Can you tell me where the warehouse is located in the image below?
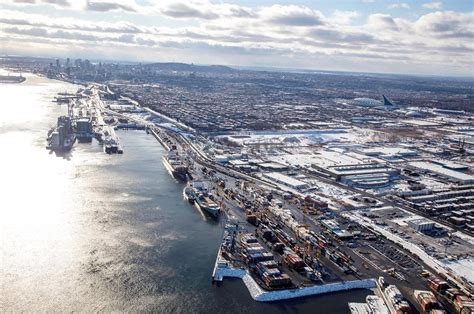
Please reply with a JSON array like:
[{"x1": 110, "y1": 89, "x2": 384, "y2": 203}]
[
  {"x1": 408, "y1": 161, "x2": 474, "y2": 184},
  {"x1": 321, "y1": 219, "x2": 353, "y2": 239},
  {"x1": 408, "y1": 218, "x2": 435, "y2": 232},
  {"x1": 313, "y1": 162, "x2": 399, "y2": 183},
  {"x1": 263, "y1": 172, "x2": 309, "y2": 191}
]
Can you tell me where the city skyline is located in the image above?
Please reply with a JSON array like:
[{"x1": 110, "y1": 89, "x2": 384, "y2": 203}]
[{"x1": 1, "y1": 0, "x2": 473, "y2": 76}]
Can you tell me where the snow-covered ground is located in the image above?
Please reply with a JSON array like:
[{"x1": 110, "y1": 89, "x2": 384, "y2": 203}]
[
  {"x1": 454, "y1": 232, "x2": 474, "y2": 246},
  {"x1": 442, "y1": 258, "x2": 474, "y2": 287},
  {"x1": 307, "y1": 179, "x2": 354, "y2": 199},
  {"x1": 220, "y1": 127, "x2": 377, "y2": 146}
]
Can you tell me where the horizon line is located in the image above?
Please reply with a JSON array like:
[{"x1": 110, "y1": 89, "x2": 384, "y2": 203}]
[{"x1": 2, "y1": 54, "x2": 474, "y2": 80}]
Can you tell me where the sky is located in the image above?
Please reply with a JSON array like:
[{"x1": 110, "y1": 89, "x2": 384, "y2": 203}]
[{"x1": 0, "y1": 0, "x2": 473, "y2": 76}]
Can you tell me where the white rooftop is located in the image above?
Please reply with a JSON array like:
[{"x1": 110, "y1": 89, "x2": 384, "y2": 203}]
[
  {"x1": 409, "y1": 161, "x2": 474, "y2": 183},
  {"x1": 263, "y1": 172, "x2": 308, "y2": 189}
]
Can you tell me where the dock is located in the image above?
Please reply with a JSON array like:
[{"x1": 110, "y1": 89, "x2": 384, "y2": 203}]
[
  {"x1": 212, "y1": 258, "x2": 375, "y2": 302},
  {"x1": 149, "y1": 127, "x2": 171, "y2": 151},
  {"x1": 210, "y1": 222, "x2": 376, "y2": 302},
  {"x1": 66, "y1": 86, "x2": 124, "y2": 154}
]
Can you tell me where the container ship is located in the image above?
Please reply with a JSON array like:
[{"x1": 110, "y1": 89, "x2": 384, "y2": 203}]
[
  {"x1": 46, "y1": 116, "x2": 76, "y2": 151},
  {"x1": 185, "y1": 181, "x2": 220, "y2": 218},
  {"x1": 163, "y1": 150, "x2": 188, "y2": 181}
]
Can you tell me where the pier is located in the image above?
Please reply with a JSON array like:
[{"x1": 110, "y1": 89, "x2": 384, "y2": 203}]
[
  {"x1": 149, "y1": 127, "x2": 170, "y2": 151},
  {"x1": 66, "y1": 86, "x2": 123, "y2": 154},
  {"x1": 212, "y1": 259, "x2": 376, "y2": 302}
]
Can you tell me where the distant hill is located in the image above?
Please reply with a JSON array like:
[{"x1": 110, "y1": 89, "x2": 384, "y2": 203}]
[{"x1": 145, "y1": 62, "x2": 234, "y2": 73}]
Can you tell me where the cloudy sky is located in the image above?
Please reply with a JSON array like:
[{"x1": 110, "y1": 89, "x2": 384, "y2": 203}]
[{"x1": 0, "y1": 0, "x2": 473, "y2": 76}]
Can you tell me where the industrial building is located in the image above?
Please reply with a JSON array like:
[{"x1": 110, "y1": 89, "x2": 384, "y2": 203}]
[
  {"x1": 321, "y1": 219, "x2": 353, "y2": 239},
  {"x1": 357, "y1": 147, "x2": 417, "y2": 160},
  {"x1": 408, "y1": 218, "x2": 435, "y2": 232},
  {"x1": 408, "y1": 161, "x2": 474, "y2": 184},
  {"x1": 312, "y1": 162, "x2": 399, "y2": 189},
  {"x1": 263, "y1": 172, "x2": 309, "y2": 191},
  {"x1": 257, "y1": 162, "x2": 289, "y2": 172}
]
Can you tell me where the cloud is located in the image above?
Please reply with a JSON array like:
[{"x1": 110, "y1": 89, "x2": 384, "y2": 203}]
[
  {"x1": 330, "y1": 10, "x2": 360, "y2": 25},
  {"x1": 423, "y1": 2, "x2": 443, "y2": 10},
  {"x1": 367, "y1": 13, "x2": 399, "y2": 31},
  {"x1": 86, "y1": 0, "x2": 136, "y2": 12},
  {"x1": 307, "y1": 28, "x2": 375, "y2": 44},
  {"x1": 152, "y1": 1, "x2": 254, "y2": 20},
  {"x1": 0, "y1": 10, "x2": 143, "y2": 33},
  {"x1": 42, "y1": 0, "x2": 70, "y2": 7},
  {"x1": 0, "y1": 2, "x2": 473, "y2": 75},
  {"x1": 5, "y1": 26, "x2": 98, "y2": 42},
  {"x1": 415, "y1": 11, "x2": 474, "y2": 38},
  {"x1": 2, "y1": 25, "x2": 146, "y2": 45},
  {"x1": 388, "y1": 3, "x2": 410, "y2": 9},
  {"x1": 259, "y1": 5, "x2": 325, "y2": 26},
  {"x1": 10, "y1": 0, "x2": 36, "y2": 3},
  {"x1": 6, "y1": 0, "x2": 71, "y2": 6},
  {"x1": 159, "y1": 2, "x2": 218, "y2": 19}
]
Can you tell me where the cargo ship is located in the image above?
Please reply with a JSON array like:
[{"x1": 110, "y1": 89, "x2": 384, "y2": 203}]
[
  {"x1": 101, "y1": 126, "x2": 122, "y2": 154},
  {"x1": 186, "y1": 181, "x2": 220, "y2": 218},
  {"x1": 75, "y1": 118, "x2": 93, "y2": 143},
  {"x1": 46, "y1": 116, "x2": 76, "y2": 151},
  {"x1": 0, "y1": 74, "x2": 25, "y2": 84},
  {"x1": 183, "y1": 186, "x2": 195, "y2": 204},
  {"x1": 103, "y1": 136, "x2": 122, "y2": 154},
  {"x1": 163, "y1": 150, "x2": 188, "y2": 181}
]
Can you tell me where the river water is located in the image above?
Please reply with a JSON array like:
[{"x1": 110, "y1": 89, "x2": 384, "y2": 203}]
[{"x1": 0, "y1": 73, "x2": 369, "y2": 313}]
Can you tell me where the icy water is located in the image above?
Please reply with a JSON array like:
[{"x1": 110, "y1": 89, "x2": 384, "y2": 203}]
[{"x1": 0, "y1": 73, "x2": 370, "y2": 313}]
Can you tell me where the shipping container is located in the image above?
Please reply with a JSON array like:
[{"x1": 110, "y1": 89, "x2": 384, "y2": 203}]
[
  {"x1": 262, "y1": 272, "x2": 291, "y2": 288},
  {"x1": 428, "y1": 277, "x2": 449, "y2": 293},
  {"x1": 284, "y1": 253, "x2": 305, "y2": 270},
  {"x1": 414, "y1": 290, "x2": 442, "y2": 312}
]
